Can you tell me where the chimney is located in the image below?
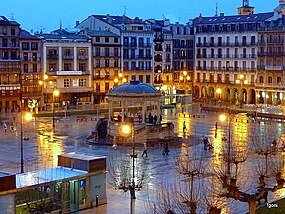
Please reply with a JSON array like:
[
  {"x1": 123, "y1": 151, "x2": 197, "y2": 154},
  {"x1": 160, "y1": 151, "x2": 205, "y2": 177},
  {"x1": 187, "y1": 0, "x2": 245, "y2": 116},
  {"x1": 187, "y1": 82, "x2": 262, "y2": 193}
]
[
  {"x1": 76, "y1": 21, "x2": 80, "y2": 26},
  {"x1": 220, "y1": 13, "x2": 224, "y2": 17},
  {"x1": 107, "y1": 14, "x2": 112, "y2": 24}
]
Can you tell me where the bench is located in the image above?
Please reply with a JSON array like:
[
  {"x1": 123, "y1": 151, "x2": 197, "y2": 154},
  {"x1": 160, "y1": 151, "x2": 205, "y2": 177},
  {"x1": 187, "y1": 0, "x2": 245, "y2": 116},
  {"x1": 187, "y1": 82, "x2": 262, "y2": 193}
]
[{"x1": 76, "y1": 116, "x2": 88, "y2": 122}]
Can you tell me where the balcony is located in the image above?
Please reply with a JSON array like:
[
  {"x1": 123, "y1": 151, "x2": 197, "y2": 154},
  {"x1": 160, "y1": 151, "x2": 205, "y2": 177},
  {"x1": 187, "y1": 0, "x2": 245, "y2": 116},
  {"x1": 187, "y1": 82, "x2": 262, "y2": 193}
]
[
  {"x1": 63, "y1": 55, "x2": 74, "y2": 60},
  {"x1": 78, "y1": 55, "x2": 88, "y2": 60},
  {"x1": 0, "y1": 57, "x2": 20, "y2": 61},
  {"x1": 255, "y1": 83, "x2": 285, "y2": 88},
  {"x1": 48, "y1": 54, "x2": 58, "y2": 60}
]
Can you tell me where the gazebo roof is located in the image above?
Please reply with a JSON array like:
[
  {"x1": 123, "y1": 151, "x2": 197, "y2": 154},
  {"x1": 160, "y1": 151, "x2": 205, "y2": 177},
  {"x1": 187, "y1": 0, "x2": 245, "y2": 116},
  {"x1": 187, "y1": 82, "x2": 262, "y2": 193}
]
[
  {"x1": 110, "y1": 80, "x2": 158, "y2": 93},
  {"x1": 107, "y1": 80, "x2": 162, "y2": 101}
]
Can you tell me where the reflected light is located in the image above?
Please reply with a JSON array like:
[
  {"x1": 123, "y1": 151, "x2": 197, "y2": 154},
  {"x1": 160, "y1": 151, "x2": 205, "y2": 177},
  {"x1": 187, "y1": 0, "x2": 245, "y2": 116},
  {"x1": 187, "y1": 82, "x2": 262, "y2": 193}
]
[
  {"x1": 53, "y1": 89, "x2": 59, "y2": 97},
  {"x1": 24, "y1": 112, "x2": 33, "y2": 121}
]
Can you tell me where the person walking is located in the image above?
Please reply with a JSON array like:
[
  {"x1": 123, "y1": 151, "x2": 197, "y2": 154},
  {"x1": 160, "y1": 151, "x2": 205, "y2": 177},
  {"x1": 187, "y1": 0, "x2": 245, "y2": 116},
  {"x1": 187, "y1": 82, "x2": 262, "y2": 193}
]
[
  {"x1": 142, "y1": 142, "x2": 148, "y2": 157},
  {"x1": 203, "y1": 137, "x2": 208, "y2": 150},
  {"x1": 4, "y1": 122, "x2": 7, "y2": 132},
  {"x1": 163, "y1": 143, "x2": 169, "y2": 156}
]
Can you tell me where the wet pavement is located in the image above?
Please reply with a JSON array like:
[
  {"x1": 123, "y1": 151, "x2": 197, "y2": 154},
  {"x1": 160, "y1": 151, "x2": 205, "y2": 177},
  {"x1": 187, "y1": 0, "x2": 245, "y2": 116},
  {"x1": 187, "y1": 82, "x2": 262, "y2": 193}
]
[{"x1": 0, "y1": 104, "x2": 285, "y2": 213}]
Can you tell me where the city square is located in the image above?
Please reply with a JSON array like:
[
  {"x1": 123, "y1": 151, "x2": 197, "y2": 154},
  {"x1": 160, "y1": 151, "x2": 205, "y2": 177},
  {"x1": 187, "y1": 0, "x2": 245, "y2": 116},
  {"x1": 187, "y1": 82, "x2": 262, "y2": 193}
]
[{"x1": 0, "y1": 0, "x2": 285, "y2": 213}]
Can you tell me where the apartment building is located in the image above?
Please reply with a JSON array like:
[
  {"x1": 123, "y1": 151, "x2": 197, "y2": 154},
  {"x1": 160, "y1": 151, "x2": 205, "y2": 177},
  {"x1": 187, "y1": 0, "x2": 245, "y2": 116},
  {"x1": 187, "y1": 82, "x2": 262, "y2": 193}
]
[
  {"x1": 256, "y1": 0, "x2": 285, "y2": 105},
  {"x1": 38, "y1": 29, "x2": 93, "y2": 108},
  {"x1": 171, "y1": 22, "x2": 195, "y2": 95},
  {"x1": 84, "y1": 30, "x2": 121, "y2": 103},
  {"x1": 147, "y1": 19, "x2": 173, "y2": 91},
  {"x1": 0, "y1": 16, "x2": 21, "y2": 112},
  {"x1": 77, "y1": 15, "x2": 154, "y2": 85},
  {"x1": 193, "y1": 1, "x2": 274, "y2": 105},
  {"x1": 19, "y1": 29, "x2": 42, "y2": 109}
]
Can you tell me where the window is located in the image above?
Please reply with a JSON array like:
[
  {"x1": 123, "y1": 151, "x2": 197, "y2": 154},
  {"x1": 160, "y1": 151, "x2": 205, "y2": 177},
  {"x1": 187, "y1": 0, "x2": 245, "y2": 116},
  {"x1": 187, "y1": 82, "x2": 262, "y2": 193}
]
[
  {"x1": 105, "y1": 82, "x2": 109, "y2": 91},
  {"x1": 96, "y1": 83, "x2": 100, "y2": 92},
  {"x1": 114, "y1": 59, "x2": 119, "y2": 68},
  {"x1": 11, "y1": 28, "x2": 15, "y2": 35},
  {"x1": 33, "y1": 64, "x2": 37, "y2": 73},
  {"x1": 114, "y1": 37, "x2": 118, "y2": 43},
  {"x1": 139, "y1": 75, "x2": 143, "y2": 82},
  {"x1": 79, "y1": 79, "x2": 86, "y2": 87},
  {"x1": 105, "y1": 48, "x2": 109, "y2": 56},
  {"x1": 32, "y1": 53, "x2": 37, "y2": 61},
  {"x1": 259, "y1": 76, "x2": 264, "y2": 84},
  {"x1": 105, "y1": 59, "x2": 109, "y2": 67},
  {"x1": 49, "y1": 63, "x2": 56, "y2": 72},
  {"x1": 2, "y1": 38, "x2": 8, "y2": 47},
  {"x1": 105, "y1": 37, "x2": 109, "y2": 43},
  {"x1": 96, "y1": 37, "x2": 100, "y2": 42},
  {"x1": 64, "y1": 63, "x2": 72, "y2": 71},
  {"x1": 31, "y1": 42, "x2": 38, "y2": 50},
  {"x1": 22, "y1": 42, "x2": 29, "y2": 50},
  {"x1": 96, "y1": 59, "x2": 100, "y2": 68},
  {"x1": 131, "y1": 75, "x2": 136, "y2": 80},
  {"x1": 114, "y1": 48, "x2": 119, "y2": 56},
  {"x1": 79, "y1": 63, "x2": 86, "y2": 71},
  {"x1": 277, "y1": 77, "x2": 282, "y2": 84},
  {"x1": 95, "y1": 47, "x2": 100, "y2": 56},
  {"x1": 2, "y1": 27, "x2": 7, "y2": 35},
  {"x1": 64, "y1": 79, "x2": 70, "y2": 87},
  {"x1": 79, "y1": 49, "x2": 86, "y2": 55},
  {"x1": 23, "y1": 64, "x2": 28, "y2": 72},
  {"x1": 268, "y1": 76, "x2": 272, "y2": 84},
  {"x1": 146, "y1": 75, "x2": 151, "y2": 83}
]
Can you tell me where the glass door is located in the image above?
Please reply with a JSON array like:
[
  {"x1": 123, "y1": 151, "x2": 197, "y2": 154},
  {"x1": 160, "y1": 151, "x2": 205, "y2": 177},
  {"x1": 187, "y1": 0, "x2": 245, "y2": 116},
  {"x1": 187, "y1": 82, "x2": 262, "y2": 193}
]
[{"x1": 70, "y1": 180, "x2": 79, "y2": 212}]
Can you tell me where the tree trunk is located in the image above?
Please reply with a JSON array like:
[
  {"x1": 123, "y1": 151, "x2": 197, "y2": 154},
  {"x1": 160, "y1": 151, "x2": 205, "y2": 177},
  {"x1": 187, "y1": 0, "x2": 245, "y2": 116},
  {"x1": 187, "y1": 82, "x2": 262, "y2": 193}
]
[{"x1": 248, "y1": 200, "x2": 256, "y2": 214}]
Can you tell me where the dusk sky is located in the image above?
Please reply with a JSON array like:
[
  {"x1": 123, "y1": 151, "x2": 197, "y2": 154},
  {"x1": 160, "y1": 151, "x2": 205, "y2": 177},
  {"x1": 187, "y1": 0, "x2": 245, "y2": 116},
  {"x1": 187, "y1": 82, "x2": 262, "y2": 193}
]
[{"x1": 0, "y1": 0, "x2": 279, "y2": 33}]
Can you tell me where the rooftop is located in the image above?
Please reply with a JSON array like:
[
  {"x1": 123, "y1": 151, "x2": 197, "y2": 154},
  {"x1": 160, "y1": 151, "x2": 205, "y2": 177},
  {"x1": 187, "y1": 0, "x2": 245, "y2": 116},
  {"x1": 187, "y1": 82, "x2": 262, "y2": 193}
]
[
  {"x1": 110, "y1": 80, "x2": 159, "y2": 94},
  {"x1": 193, "y1": 12, "x2": 274, "y2": 25},
  {"x1": 16, "y1": 167, "x2": 87, "y2": 188}
]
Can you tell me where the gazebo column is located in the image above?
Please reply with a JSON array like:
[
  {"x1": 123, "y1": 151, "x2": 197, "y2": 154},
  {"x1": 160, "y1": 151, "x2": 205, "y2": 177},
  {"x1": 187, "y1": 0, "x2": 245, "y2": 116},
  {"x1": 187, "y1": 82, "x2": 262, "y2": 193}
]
[
  {"x1": 157, "y1": 100, "x2": 161, "y2": 116},
  {"x1": 142, "y1": 101, "x2": 146, "y2": 123},
  {"x1": 108, "y1": 101, "x2": 112, "y2": 121}
]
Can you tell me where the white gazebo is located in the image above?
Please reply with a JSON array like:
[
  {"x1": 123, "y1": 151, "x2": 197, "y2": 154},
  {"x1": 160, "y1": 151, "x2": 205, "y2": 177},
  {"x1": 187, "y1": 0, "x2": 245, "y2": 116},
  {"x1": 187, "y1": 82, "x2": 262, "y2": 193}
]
[{"x1": 106, "y1": 80, "x2": 175, "y2": 144}]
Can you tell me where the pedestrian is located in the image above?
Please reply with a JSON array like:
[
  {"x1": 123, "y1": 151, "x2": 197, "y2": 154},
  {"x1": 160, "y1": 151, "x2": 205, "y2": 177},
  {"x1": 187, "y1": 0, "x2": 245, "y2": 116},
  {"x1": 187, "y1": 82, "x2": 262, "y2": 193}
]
[
  {"x1": 142, "y1": 142, "x2": 148, "y2": 157},
  {"x1": 150, "y1": 115, "x2": 154, "y2": 124},
  {"x1": 163, "y1": 143, "x2": 169, "y2": 156},
  {"x1": 183, "y1": 121, "x2": 186, "y2": 133},
  {"x1": 153, "y1": 115, "x2": 157, "y2": 124},
  {"x1": 215, "y1": 122, "x2": 218, "y2": 131},
  {"x1": 10, "y1": 122, "x2": 14, "y2": 132},
  {"x1": 203, "y1": 137, "x2": 208, "y2": 150},
  {"x1": 4, "y1": 122, "x2": 7, "y2": 132},
  {"x1": 159, "y1": 114, "x2": 162, "y2": 123}
]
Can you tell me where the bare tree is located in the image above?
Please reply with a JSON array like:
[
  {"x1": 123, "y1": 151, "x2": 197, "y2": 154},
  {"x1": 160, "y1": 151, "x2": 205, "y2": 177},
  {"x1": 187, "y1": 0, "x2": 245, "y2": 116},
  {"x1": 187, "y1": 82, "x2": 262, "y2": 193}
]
[{"x1": 107, "y1": 149, "x2": 149, "y2": 199}]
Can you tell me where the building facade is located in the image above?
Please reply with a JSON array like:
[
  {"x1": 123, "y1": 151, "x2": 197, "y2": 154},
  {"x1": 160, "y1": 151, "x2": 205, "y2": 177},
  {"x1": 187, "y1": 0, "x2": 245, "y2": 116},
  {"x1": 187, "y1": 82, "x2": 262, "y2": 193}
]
[
  {"x1": 192, "y1": 3, "x2": 275, "y2": 105},
  {"x1": 38, "y1": 29, "x2": 93, "y2": 108},
  {"x1": 19, "y1": 29, "x2": 42, "y2": 109},
  {"x1": 0, "y1": 16, "x2": 21, "y2": 112},
  {"x1": 85, "y1": 30, "x2": 121, "y2": 103}
]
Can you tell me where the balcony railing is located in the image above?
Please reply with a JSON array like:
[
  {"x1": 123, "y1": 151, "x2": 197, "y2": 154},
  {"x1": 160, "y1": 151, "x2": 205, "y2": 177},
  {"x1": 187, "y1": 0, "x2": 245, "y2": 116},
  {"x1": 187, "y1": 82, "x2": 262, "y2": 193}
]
[{"x1": 196, "y1": 42, "x2": 258, "y2": 47}]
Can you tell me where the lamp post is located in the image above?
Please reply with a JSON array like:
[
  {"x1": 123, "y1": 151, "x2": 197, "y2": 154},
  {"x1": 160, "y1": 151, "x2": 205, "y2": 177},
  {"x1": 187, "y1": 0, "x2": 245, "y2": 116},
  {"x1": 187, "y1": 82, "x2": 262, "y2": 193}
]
[
  {"x1": 20, "y1": 111, "x2": 33, "y2": 173},
  {"x1": 216, "y1": 88, "x2": 222, "y2": 108},
  {"x1": 52, "y1": 88, "x2": 60, "y2": 129},
  {"x1": 119, "y1": 123, "x2": 137, "y2": 200},
  {"x1": 235, "y1": 74, "x2": 248, "y2": 108},
  {"x1": 219, "y1": 113, "x2": 231, "y2": 176},
  {"x1": 39, "y1": 75, "x2": 59, "y2": 129}
]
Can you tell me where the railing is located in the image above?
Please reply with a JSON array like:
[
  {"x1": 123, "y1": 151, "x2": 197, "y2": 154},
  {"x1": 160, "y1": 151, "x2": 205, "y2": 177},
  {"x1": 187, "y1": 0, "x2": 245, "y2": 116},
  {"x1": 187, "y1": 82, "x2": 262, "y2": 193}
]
[
  {"x1": 197, "y1": 54, "x2": 257, "y2": 59},
  {"x1": 196, "y1": 66, "x2": 256, "y2": 72},
  {"x1": 196, "y1": 42, "x2": 258, "y2": 47}
]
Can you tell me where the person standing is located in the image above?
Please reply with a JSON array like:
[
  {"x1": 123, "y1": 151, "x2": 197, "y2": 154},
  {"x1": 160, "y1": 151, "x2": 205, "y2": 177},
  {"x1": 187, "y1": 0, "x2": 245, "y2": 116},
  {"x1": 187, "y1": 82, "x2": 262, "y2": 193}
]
[
  {"x1": 142, "y1": 142, "x2": 148, "y2": 157},
  {"x1": 4, "y1": 122, "x2": 7, "y2": 132}
]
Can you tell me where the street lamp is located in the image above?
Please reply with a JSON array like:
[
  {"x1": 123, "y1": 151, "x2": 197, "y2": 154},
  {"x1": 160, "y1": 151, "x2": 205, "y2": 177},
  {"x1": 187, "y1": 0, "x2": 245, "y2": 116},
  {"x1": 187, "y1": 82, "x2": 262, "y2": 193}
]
[
  {"x1": 119, "y1": 123, "x2": 137, "y2": 200},
  {"x1": 20, "y1": 111, "x2": 33, "y2": 173},
  {"x1": 216, "y1": 88, "x2": 222, "y2": 108},
  {"x1": 235, "y1": 74, "x2": 248, "y2": 108},
  {"x1": 219, "y1": 112, "x2": 231, "y2": 176},
  {"x1": 52, "y1": 88, "x2": 60, "y2": 129}
]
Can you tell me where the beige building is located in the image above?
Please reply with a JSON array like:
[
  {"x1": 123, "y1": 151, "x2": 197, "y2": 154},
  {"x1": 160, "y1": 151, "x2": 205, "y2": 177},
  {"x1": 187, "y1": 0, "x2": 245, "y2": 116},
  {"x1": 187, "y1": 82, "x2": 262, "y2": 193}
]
[
  {"x1": 0, "y1": 16, "x2": 21, "y2": 112},
  {"x1": 83, "y1": 30, "x2": 121, "y2": 103},
  {"x1": 19, "y1": 29, "x2": 42, "y2": 109},
  {"x1": 38, "y1": 29, "x2": 93, "y2": 108}
]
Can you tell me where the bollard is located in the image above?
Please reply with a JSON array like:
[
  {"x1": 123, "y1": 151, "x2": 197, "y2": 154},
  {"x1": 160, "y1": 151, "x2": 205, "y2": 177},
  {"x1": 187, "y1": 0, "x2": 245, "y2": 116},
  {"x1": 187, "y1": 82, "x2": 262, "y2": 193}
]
[{"x1": 96, "y1": 195, "x2": 99, "y2": 207}]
